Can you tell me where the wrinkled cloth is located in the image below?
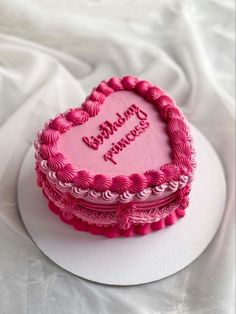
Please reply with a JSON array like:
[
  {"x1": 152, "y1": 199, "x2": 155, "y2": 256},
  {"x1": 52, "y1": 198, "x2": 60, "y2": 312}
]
[{"x1": 0, "y1": 0, "x2": 235, "y2": 313}]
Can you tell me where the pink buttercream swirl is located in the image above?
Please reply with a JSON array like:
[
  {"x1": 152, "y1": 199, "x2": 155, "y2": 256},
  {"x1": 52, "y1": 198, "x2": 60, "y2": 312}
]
[
  {"x1": 46, "y1": 171, "x2": 58, "y2": 184},
  {"x1": 135, "y1": 80, "x2": 152, "y2": 96},
  {"x1": 34, "y1": 140, "x2": 40, "y2": 150},
  {"x1": 170, "y1": 130, "x2": 188, "y2": 145},
  {"x1": 96, "y1": 81, "x2": 113, "y2": 96},
  {"x1": 136, "y1": 188, "x2": 152, "y2": 200},
  {"x1": 145, "y1": 86, "x2": 165, "y2": 103},
  {"x1": 34, "y1": 151, "x2": 41, "y2": 161},
  {"x1": 167, "y1": 106, "x2": 183, "y2": 121},
  {"x1": 110, "y1": 175, "x2": 131, "y2": 193},
  {"x1": 156, "y1": 96, "x2": 176, "y2": 121},
  {"x1": 144, "y1": 169, "x2": 165, "y2": 186},
  {"x1": 89, "y1": 90, "x2": 106, "y2": 103},
  {"x1": 73, "y1": 171, "x2": 94, "y2": 189},
  {"x1": 160, "y1": 164, "x2": 181, "y2": 182},
  {"x1": 40, "y1": 144, "x2": 58, "y2": 159},
  {"x1": 92, "y1": 174, "x2": 112, "y2": 192},
  {"x1": 82, "y1": 100, "x2": 100, "y2": 117},
  {"x1": 121, "y1": 76, "x2": 138, "y2": 90},
  {"x1": 153, "y1": 184, "x2": 168, "y2": 196},
  {"x1": 167, "y1": 181, "x2": 179, "y2": 192},
  {"x1": 56, "y1": 164, "x2": 76, "y2": 182},
  {"x1": 44, "y1": 119, "x2": 52, "y2": 129},
  {"x1": 88, "y1": 189, "x2": 101, "y2": 200},
  {"x1": 56, "y1": 181, "x2": 72, "y2": 192},
  {"x1": 36, "y1": 130, "x2": 43, "y2": 143},
  {"x1": 39, "y1": 160, "x2": 49, "y2": 173},
  {"x1": 41, "y1": 129, "x2": 60, "y2": 144},
  {"x1": 102, "y1": 190, "x2": 117, "y2": 201},
  {"x1": 119, "y1": 191, "x2": 134, "y2": 203},
  {"x1": 172, "y1": 143, "x2": 191, "y2": 160},
  {"x1": 47, "y1": 153, "x2": 67, "y2": 171},
  {"x1": 66, "y1": 109, "x2": 89, "y2": 125},
  {"x1": 168, "y1": 118, "x2": 187, "y2": 133},
  {"x1": 173, "y1": 154, "x2": 192, "y2": 172},
  {"x1": 155, "y1": 94, "x2": 174, "y2": 109},
  {"x1": 107, "y1": 77, "x2": 123, "y2": 91},
  {"x1": 70, "y1": 187, "x2": 88, "y2": 198},
  {"x1": 178, "y1": 175, "x2": 189, "y2": 189},
  {"x1": 129, "y1": 174, "x2": 148, "y2": 193},
  {"x1": 50, "y1": 116, "x2": 71, "y2": 133}
]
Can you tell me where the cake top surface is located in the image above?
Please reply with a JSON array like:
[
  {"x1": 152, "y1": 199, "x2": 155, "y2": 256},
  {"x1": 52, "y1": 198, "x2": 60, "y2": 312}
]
[
  {"x1": 57, "y1": 90, "x2": 171, "y2": 176},
  {"x1": 35, "y1": 76, "x2": 196, "y2": 194}
]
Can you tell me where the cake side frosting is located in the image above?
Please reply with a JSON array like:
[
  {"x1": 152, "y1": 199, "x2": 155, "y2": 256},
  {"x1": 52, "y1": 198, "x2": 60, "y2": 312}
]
[{"x1": 35, "y1": 166, "x2": 190, "y2": 237}]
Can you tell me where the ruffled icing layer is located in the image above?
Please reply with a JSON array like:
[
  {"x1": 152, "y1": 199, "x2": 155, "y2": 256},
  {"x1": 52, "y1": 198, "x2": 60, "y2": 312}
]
[
  {"x1": 66, "y1": 109, "x2": 89, "y2": 125},
  {"x1": 38, "y1": 170, "x2": 190, "y2": 237},
  {"x1": 45, "y1": 195, "x2": 187, "y2": 238}
]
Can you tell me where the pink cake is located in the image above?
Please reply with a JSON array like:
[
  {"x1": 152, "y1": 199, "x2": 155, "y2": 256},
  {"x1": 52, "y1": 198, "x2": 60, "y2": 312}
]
[{"x1": 34, "y1": 76, "x2": 196, "y2": 237}]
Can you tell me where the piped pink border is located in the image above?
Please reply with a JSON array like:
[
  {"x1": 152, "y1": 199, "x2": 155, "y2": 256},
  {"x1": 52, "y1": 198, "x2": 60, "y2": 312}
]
[{"x1": 34, "y1": 76, "x2": 196, "y2": 195}]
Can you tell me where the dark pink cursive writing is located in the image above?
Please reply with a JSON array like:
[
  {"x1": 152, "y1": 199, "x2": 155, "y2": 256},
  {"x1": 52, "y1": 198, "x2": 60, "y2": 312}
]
[
  {"x1": 82, "y1": 104, "x2": 147, "y2": 150},
  {"x1": 103, "y1": 120, "x2": 150, "y2": 165}
]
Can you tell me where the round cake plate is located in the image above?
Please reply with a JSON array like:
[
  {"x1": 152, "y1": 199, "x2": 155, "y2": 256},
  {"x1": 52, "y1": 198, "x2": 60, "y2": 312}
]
[{"x1": 17, "y1": 125, "x2": 226, "y2": 286}]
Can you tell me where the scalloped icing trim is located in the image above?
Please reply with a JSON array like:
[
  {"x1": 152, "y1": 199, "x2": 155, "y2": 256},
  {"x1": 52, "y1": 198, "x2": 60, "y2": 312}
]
[
  {"x1": 36, "y1": 164, "x2": 190, "y2": 203},
  {"x1": 34, "y1": 76, "x2": 196, "y2": 195}
]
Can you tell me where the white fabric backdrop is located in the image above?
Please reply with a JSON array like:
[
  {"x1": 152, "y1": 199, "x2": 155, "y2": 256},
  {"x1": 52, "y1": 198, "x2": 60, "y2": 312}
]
[{"x1": 0, "y1": 0, "x2": 235, "y2": 313}]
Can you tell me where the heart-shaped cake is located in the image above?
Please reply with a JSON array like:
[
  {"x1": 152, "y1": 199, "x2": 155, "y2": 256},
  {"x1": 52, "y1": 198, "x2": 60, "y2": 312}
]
[{"x1": 34, "y1": 76, "x2": 196, "y2": 237}]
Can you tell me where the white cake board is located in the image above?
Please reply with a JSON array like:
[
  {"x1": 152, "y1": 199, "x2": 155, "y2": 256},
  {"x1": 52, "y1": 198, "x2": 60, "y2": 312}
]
[{"x1": 17, "y1": 125, "x2": 226, "y2": 286}]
